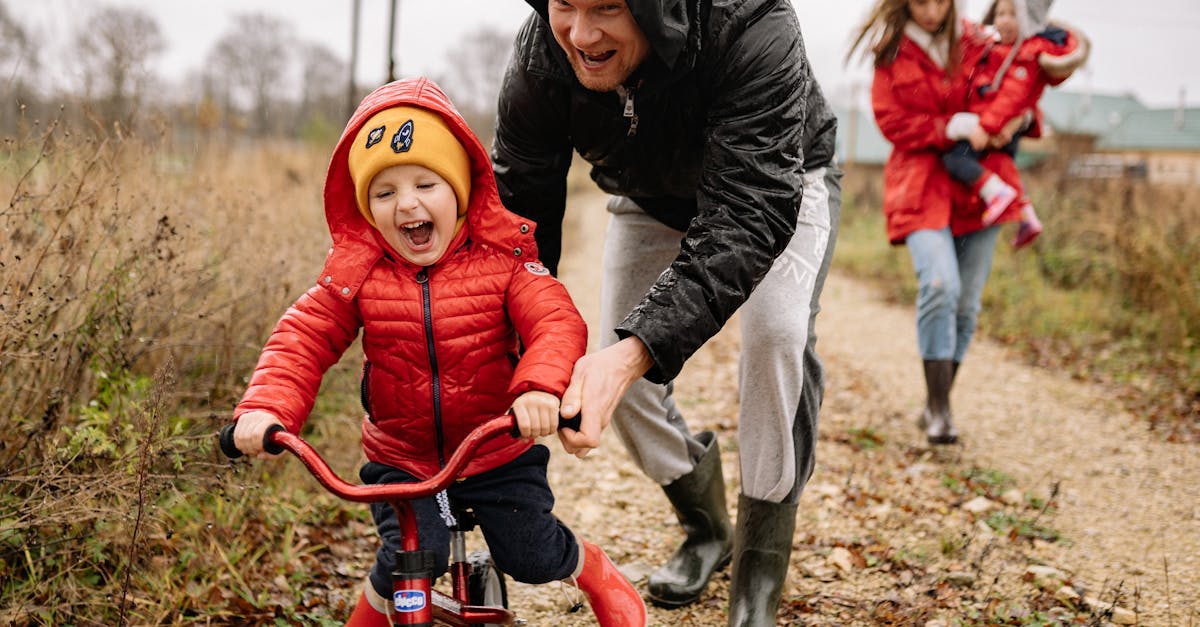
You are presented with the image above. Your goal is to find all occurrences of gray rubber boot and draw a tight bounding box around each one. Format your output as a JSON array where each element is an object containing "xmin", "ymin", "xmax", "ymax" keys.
[
  {"xmin": 647, "ymin": 431, "xmax": 733, "ymax": 607},
  {"xmin": 918, "ymin": 359, "xmax": 959, "ymax": 444},
  {"xmin": 726, "ymin": 494, "xmax": 798, "ymax": 626}
]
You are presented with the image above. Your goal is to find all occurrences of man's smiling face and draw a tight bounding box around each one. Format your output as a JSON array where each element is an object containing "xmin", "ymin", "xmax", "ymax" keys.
[{"xmin": 547, "ymin": 0, "xmax": 651, "ymax": 92}]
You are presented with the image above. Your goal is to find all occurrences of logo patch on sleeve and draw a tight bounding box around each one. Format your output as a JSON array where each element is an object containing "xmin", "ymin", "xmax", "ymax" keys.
[
  {"xmin": 365, "ymin": 125, "xmax": 385, "ymax": 149},
  {"xmin": 391, "ymin": 119, "xmax": 414, "ymax": 153},
  {"xmin": 523, "ymin": 261, "xmax": 550, "ymax": 276}
]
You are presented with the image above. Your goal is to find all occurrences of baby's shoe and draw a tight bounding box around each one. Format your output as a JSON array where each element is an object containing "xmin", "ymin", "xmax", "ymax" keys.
[
  {"xmin": 1011, "ymin": 203, "xmax": 1043, "ymax": 249},
  {"xmin": 980, "ymin": 176, "xmax": 1018, "ymax": 225}
]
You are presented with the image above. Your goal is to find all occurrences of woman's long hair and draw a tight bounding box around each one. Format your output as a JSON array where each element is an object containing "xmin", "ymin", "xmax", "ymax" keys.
[{"xmin": 846, "ymin": 0, "xmax": 961, "ymax": 74}]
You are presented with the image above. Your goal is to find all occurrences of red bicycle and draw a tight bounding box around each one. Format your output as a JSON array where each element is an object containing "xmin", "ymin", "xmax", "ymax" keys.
[{"xmin": 219, "ymin": 414, "xmax": 580, "ymax": 626}]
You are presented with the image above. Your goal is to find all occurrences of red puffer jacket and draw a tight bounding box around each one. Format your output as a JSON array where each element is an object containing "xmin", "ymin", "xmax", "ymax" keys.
[
  {"xmin": 234, "ymin": 78, "xmax": 587, "ymax": 479},
  {"xmin": 872, "ymin": 21, "xmax": 1020, "ymax": 244},
  {"xmin": 968, "ymin": 29, "xmax": 1080, "ymax": 135}
]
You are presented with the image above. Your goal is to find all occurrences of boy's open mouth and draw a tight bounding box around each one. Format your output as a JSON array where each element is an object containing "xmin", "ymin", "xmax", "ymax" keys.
[{"xmin": 402, "ymin": 221, "xmax": 433, "ymax": 247}]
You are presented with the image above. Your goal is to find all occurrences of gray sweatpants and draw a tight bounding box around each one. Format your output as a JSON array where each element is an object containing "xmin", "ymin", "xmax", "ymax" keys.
[{"xmin": 600, "ymin": 167, "xmax": 840, "ymax": 504}]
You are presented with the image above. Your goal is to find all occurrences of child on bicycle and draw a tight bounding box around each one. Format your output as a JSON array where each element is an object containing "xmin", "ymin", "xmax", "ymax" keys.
[
  {"xmin": 230, "ymin": 77, "xmax": 646, "ymax": 627},
  {"xmin": 942, "ymin": 0, "xmax": 1088, "ymax": 248}
]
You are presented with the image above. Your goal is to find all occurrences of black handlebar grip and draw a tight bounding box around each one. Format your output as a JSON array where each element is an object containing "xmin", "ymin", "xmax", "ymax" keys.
[
  {"xmin": 218, "ymin": 423, "xmax": 287, "ymax": 458},
  {"xmin": 218, "ymin": 423, "xmax": 242, "ymax": 459},
  {"xmin": 262, "ymin": 424, "xmax": 286, "ymax": 455},
  {"xmin": 558, "ymin": 414, "xmax": 583, "ymax": 432}
]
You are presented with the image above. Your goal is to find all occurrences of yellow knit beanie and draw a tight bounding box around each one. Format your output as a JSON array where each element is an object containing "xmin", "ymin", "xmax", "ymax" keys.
[{"xmin": 347, "ymin": 106, "xmax": 472, "ymax": 226}]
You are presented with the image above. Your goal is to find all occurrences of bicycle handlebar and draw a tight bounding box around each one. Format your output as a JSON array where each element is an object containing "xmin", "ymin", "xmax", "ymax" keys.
[{"xmin": 218, "ymin": 413, "xmax": 583, "ymax": 504}]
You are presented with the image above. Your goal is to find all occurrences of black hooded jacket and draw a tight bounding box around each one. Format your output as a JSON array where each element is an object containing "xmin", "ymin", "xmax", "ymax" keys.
[{"xmin": 492, "ymin": 0, "xmax": 837, "ymax": 383}]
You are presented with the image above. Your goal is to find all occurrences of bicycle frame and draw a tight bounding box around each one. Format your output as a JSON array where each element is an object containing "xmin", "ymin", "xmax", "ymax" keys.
[{"xmin": 220, "ymin": 416, "xmax": 523, "ymax": 626}]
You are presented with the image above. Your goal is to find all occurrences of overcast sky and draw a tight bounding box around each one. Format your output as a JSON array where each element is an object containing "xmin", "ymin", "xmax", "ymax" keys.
[{"xmin": 12, "ymin": 0, "xmax": 1200, "ymax": 109}]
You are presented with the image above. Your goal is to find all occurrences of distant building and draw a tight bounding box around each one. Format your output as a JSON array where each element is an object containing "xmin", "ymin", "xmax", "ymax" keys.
[
  {"xmin": 1093, "ymin": 106, "xmax": 1200, "ymax": 185},
  {"xmin": 1038, "ymin": 90, "xmax": 1148, "ymax": 148},
  {"xmin": 834, "ymin": 107, "xmax": 890, "ymax": 167},
  {"xmin": 1034, "ymin": 90, "xmax": 1151, "ymax": 179}
]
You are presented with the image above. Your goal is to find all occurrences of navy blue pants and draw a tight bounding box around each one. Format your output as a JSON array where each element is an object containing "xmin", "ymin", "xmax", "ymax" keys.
[{"xmin": 360, "ymin": 444, "xmax": 579, "ymax": 598}]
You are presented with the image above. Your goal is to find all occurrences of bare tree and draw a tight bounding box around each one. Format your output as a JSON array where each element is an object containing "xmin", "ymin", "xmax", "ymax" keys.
[
  {"xmin": 0, "ymin": 0, "xmax": 35, "ymax": 79},
  {"xmin": 0, "ymin": 0, "xmax": 39, "ymax": 133},
  {"xmin": 206, "ymin": 13, "xmax": 295, "ymax": 136},
  {"xmin": 298, "ymin": 42, "xmax": 348, "ymax": 136},
  {"xmin": 74, "ymin": 4, "xmax": 165, "ymax": 127},
  {"xmin": 433, "ymin": 26, "xmax": 517, "ymax": 140}
]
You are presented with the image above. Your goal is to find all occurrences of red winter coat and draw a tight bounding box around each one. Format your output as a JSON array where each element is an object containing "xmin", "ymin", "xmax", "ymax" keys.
[
  {"xmin": 234, "ymin": 78, "xmax": 587, "ymax": 479},
  {"xmin": 872, "ymin": 21, "xmax": 1021, "ymax": 244}
]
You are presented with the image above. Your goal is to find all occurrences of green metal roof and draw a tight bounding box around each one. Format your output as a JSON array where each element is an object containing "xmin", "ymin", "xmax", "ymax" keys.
[
  {"xmin": 1096, "ymin": 107, "xmax": 1200, "ymax": 151},
  {"xmin": 1039, "ymin": 90, "xmax": 1148, "ymax": 136}
]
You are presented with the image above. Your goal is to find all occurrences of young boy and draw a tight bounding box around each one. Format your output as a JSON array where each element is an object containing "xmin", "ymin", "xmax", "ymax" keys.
[
  {"xmin": 230, "ymin": 77, "xmax": 646, "ymax": 627},
  {"xmin": 942, "ymin": 0, "xmax": 1089, "ymax": 247}
]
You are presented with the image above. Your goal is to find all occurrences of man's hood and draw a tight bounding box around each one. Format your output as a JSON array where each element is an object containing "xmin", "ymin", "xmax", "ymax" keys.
[{"xmin": 523, "ymin": 0, "xmax": 693, "ymax": 70}]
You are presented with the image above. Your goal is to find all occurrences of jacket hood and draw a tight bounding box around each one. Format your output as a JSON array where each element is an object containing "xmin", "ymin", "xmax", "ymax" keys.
[
  {"xmin": 323, "ymin": 77, "xmax": 537, "ymax": 278},
  {"xmin": 522, "ymin": 0, "xmax": 694, "ymax": 70}
]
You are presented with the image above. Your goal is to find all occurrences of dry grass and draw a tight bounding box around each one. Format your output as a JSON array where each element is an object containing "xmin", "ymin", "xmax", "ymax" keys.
[
  {"xmin": 0, "ymin": 114, "xmax": 333, "ymax": 624},
  {"xmin": 1024, "ymin": 172, "xmax": 1200, "ymax": 438},
  {"xmin": 0, "ymin": 116, "xmax": 330, "ymax": 439}
]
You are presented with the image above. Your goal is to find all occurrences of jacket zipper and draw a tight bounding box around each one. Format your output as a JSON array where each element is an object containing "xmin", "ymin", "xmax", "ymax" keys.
[
  {"xmin": 616, "ymin": 85, "xmax": 639, "ymax": 137},
  {"xmin": 416, "ymin": 268, "xmax": 447, "ymax": 468}
]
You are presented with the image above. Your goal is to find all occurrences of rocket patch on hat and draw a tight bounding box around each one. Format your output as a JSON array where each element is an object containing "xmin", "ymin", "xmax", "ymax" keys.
[{"xmin": 392, "ymin": 120, "xmax": 414, "ymax": 153}]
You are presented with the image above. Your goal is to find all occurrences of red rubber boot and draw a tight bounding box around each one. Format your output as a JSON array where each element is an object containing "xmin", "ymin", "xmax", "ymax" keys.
[
  {"xmin": 575, "ymin": 541, "xmax": 647, "ymax": 626},
  {"xmin": 345, "ymin": 589, "xmax": 390, "ymax": 627}
]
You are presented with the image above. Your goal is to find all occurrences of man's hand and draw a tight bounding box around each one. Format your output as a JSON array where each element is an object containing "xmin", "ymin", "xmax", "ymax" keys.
[
  {"xmin": 558, "ymin": 336, "xmax": 654, "ymax": 458},
  {"xmin": 511, "ymin": 390, "xmax": 560, "ymax": 440},
  {"xmin": 233, "ymin": 411, "xmax": 286, "ymax": 460}
]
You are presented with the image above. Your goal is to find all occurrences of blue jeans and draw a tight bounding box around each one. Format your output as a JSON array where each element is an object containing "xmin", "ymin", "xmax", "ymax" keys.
[{"xmin": 905, "ymin": 226, "xmax": 1000, "ymax": 363}]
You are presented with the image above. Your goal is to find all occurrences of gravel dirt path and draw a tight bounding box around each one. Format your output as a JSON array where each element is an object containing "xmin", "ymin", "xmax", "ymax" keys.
[{"xmin": 493, "ymin": 190, "xmax": 1200, "ymax": 626}]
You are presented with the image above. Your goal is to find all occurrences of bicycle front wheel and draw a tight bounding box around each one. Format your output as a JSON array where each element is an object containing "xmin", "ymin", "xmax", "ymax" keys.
[{"xmin": 466, "ymin": 550, "xmax": 508, "ymax": 627}]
